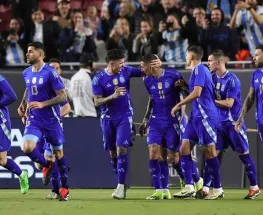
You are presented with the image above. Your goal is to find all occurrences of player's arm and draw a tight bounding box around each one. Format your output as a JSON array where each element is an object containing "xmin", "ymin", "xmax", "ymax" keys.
[
  {"xmin": 180, "ymin": 94, "xmax": 186, "ymax": 118},
  {"xmin": 139, "ymin": 96, "xmax": 153, "ymax": 136},
  {"xmin": 18, "ymin": 88, "xmax": 28, "ymax": 117},
  {"xmin": 237, "ymin": 87, "xmax": 255, "ymax": 122},
  {"xmin": 215, "ymin": 98, "xmax": 235, "ymax": 108},
  {"xmin": 60, "ymin": 103, "xmax": 71, "ymax": 117},
  {"xmin": 175, "ymin": 79, "xmax": 190, "ymax": 97},
  {"xmin": 0, "ymin": 78, "xmax": 17, "ymax": 106},
  {"xmin": 43, "ymin": 89, "xmax": 67, "ymax": 107}
]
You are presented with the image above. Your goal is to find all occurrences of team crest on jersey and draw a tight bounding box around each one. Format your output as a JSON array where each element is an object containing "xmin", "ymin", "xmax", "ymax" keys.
[
  {"xmin": 158, "ymin": 82, "xmax": 162, "ymax": 89},
  {"xmin": 119, "ymin": 76, "xmax": 125, "ymax": 83},
  {"xmin": 39, "ymin": 77, "xmax": 43, "ymax": 84},
  {"xmin": 165, "ymin": 81, "xmax": 170, "ymax": 88},
  {"xmin": 216, "ymin": 82, "xmax": 220, "ymax": 90},
  {"xmin": 113, "ymin": 78, "xmax": 118, "ymax": 85},
  {"xmin": 32, "ymin": 77, "xmax": 37, "ymax": 84},
  {"xmin": 221, "ymin": 84, "xmax": 225, "ymax": 91}
]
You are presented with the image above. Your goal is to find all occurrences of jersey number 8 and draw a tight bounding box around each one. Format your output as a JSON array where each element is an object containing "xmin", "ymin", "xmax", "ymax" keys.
[{"xmin": 31, "ymin": 85, "xmax": 38, "ymax": 95}]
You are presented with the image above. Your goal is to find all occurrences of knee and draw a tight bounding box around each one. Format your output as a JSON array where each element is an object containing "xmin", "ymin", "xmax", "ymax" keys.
[
  {"xmin": 149, "ymin": 144, "xmax": 160, "ymax": 160},
  {"xmin": 0, "ymin": 157, "xmax": 7, "ymax": 166},
  {"xmin": 117, "ymin": 146, "xmax": 127, "ymax": 156},
  {"xmin": 204, "ymin": 145, "xmax": 217, "ymax": 159},
  {"xmin": 109, "ymin": 150, "xmax": 117, "ymax": 159},
  {"xmin": 167, "ymin": 152, "xmax": 175, "ymax": 164},
  {"xmin": 53, "ymin": 149, "xmax": 63, "ymax": 160},
  {"xmin": 23, "ymin": 141, "xmax": 35, "ymax": 154}
]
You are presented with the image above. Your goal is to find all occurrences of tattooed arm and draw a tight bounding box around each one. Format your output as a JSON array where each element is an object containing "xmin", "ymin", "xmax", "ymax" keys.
[
  {"xmin": 139, "ymin": 96, "xmax": 153, "ymax": 137},
  {"xmin": 235, "ymin": 87, "xmax": 255, "ymax": 131},
  {"xmin": 17, "ymin": 89, "xmax": 28, "ymax": 117}
]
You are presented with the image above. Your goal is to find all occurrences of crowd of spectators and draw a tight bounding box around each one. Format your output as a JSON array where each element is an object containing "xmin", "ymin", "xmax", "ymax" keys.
[{"xmin": 0, "ymin": 0, "xmax": 263, "ymax": 67}]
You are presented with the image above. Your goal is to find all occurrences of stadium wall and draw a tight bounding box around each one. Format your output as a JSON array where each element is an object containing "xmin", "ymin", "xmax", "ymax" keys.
[{"xmin": 0, "ymin": 68, "xmax": 262, "ymax": 188}]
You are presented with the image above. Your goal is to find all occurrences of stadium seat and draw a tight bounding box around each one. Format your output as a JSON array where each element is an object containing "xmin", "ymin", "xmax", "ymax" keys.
[
  {"xmin": 83, "ymin": 0, "xmax": 103, "ymax": 11},
  {"xmin": 0, "ymin": 4, "xmax": 11, "ymax": 31},
  {"xmin": 70, "ymin": 0, "xmax": 83, "ymax": 10},
  {"xmin": 39, "ymin": 0, "xmax": 57, "ymax": 19}
]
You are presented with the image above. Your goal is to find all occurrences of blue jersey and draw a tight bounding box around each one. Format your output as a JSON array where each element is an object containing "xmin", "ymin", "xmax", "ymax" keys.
[
  {"xmin": 0, "ymin": 75, "xmax": 16, "ymax": 124},
  {"xmin": 250, "ymin": 68, "xmax": 263, "ymax": 124},
  {"xmin": 23, "ymin": 63, "xmax": 65, "ymax": 124},
  {"xmin": 189, "ymin": 63, "xmax": 219, "ymax": 119},
  {"xmin": 92, "ymin": 66, "xmax": 142, "ymax": 119},
  {"xmin": 212, "ymin": 71, "xmax": 242, "ymax": 122},
  {"xmin": 144, "ymin": 68, "xmax": 182, "ymax": 122}
]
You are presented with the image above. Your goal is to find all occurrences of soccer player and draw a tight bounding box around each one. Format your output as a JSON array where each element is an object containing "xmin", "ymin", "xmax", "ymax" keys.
[
  {"xmin": 0, "ymin": 75, "xmax": 29, "ymax": 194},
  {"xmin": 92, "ymin": 49, "xmax": 161, "ymax": 199},
  {"xmin": 17, "ymin": 41, "xmax": 69, "ymax": 201},
  {"xmin": 203, "ymin": 49, "xmax": 259, "ymax": 199},
  {"xmin": 235, "ymin": 45, "xmax": 263, "ymax": 197},
  {"xmin": 171, "ymin": 46, "xmax": 223, "ymax": 200},
  {"xmin": 139, "ymin": 53, "xmax": 194, "ymax": 200}
]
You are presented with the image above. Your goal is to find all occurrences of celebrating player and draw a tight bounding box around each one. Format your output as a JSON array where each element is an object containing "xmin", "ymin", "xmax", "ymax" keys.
[
  {"xmin": 172, "ymin": 46, "xmax": 223, "ymax": 200},
  {"xmin": 92, "ymin": 49, "xmax": 160, "ymax": 199},
  {"xmin": 203, "ymin": 49, "xmax": 259, "ymax": 199},
  {"xmin": 139, "ymin": 53, "xmax": 189, "ymax": 200},
  {"xmin": 17, "ymin": 41, "xmax": 69, "ymax": 201},
  {"xmin": 0, "ymin": 75, "xmax": 29, "ymax": 194}
]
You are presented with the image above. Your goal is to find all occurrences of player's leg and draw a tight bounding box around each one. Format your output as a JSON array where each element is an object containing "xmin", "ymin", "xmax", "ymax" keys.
[
  {"xmin": 230, "ymin": 123, "xmax": 259, "ymax": 199},
  {"xmin": 109, "ymin": 150, "xmax": 118, "ymax": 177},
  {"xmin": 173, "ymin": 119, "xmax": 199, "ymax": 198},
  {"xmin": 23, "ymin": 122, "xmax": 52, "ymax": 185},
  {"xmin": 159, "ymin": 148, "xmax": 170, "ymax": 199}
]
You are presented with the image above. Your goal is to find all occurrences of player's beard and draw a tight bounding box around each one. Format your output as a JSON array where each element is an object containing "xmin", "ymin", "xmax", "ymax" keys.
[
  {"xmin": 256, "ymin": 61, "xmax": 263, "ymax": 68},
  {"xmin": 27, "ymin": 58, "xmax": 37, "ymax": 65}
]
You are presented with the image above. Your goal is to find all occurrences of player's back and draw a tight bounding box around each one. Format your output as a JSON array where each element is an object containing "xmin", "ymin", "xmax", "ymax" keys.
[
  {"xmin": 144, "ymin": 68, "xmax": 182, "ymax": 122},
  {"xmin": 189, "ymin": 63, "xmax": 219, "ymax": 119},
  {"xmin": 23, "ymin": 64, "xmax": 65, "ymax": 124},
  {"xmin": 212, "ymin": 71, "xmax": 242, "ymax": 122},
  {"xmin": 92, "ymin": 66, "xmax": 141, "ymax": 119}
]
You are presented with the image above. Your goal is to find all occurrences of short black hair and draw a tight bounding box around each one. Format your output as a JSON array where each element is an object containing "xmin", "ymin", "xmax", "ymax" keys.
[
  {"xmin": 28, "ymin": 41, "xmax": 45, "ymax": 53},
  {"xmin": 187, "ymin": 46, "xmax": 203, "ymax": 60},
  {"xmin": 142, "ymin": 53, "xmax": 158, "ymax": 63},
  {"xmin": 79, "ymin": 53, "xmax": 95, "ymax": 68},
  {"xmin": 256, "ymin": 44, "xmax": 263, "ymax": 51},
  {"xmin": 105, "ymin": 49, "xmax": 125, "ymax": 63},
  {"xmin": 210, "ymin": 49, "xmax": 225, "ymax": 59},
  {"xmin": 49, "ymin": 58, "xmax": 61, "ymax": 65}
]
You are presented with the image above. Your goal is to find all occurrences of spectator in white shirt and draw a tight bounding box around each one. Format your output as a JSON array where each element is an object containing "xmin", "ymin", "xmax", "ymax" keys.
[{"xmin": 70, "ymin": 53, "xmax": 97, "ymax": 117}]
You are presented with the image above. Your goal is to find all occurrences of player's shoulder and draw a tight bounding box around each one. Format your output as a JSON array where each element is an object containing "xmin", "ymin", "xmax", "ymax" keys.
[
  {"xmin": 22, "ymin": 66, "xmax": 33, "ymax": 76},
  {"xmin": 143, "ymin": 75, "xmax": 152, "ymax": 83},
  {"xmin": 194, "ymin": 63, "xmax": 209, "ymax": 75},
  {"xmin": 92, "ymin": 69, "xmax": 106, "ymax": 85},
  {"xmin": 252, "ymin": 68, "xmax": 262, "ymax": 76},
  {"xmin": 164, "ymin": 68, "xmax": 182, "ymax": 78},
  {"xmin": 226, "ymin": 71, "xmax": 240, "ymax": 85}
]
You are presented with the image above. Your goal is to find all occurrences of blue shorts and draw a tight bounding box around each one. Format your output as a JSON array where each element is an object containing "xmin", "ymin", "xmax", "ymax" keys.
[
  {"xmin": 147, "ymin": 118, "xmax": 185, "ymax": 152},
  {"xmin": 0, "ymin": 121, "xmax": 11, "ymax": 152},
  {"xmin": 182, "ymin": 116, "xmax": 218, "ymax": 146},
  {"xmin": 217, "ymin": 122, "xmax": 249, "ymax": 153},
  {"xmin": 23, "ymin": 120, "xmax": 64, "ymax": 150},
  {"xmin": 37, "ymin": 137, "xmax": 52, "ymax": 156},
  {"xmin": 101, "ymin": 116, "xmax": 135, "ymax": 151}
]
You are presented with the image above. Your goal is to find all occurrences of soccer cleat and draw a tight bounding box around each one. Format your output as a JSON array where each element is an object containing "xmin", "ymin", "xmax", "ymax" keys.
[
  {"xmin": 41, "ymin": 163, "xmax": 52, "ymax": 186},
  {"xmin": 112, "ymin": 184, "xmax": 125, "ymax": 200},
  {"xmin": 195, "ymin": 178, "xmax": 204, "ymax": 198},
  {"xmin": 146, "ymin": 191, "xmax": 163, "ymax": 200},
  {"xmin": 162, "ymin": 190, "xmax": 172, "ymax": 200},
  {"xmin": 45, "ymin": 192, "xmax": 59, "ymax": 200},
  {"xmin": 19, "ymin": 170, "xmax": 29, "ymax": 194},
  {"xmin": 180, "ymin": 179, "xmax": 185, "ymax": 190},
  {"xmin": 59, "ymin": 188, "xmax": 69, "ymax": 201},
  {"xmin": 173, "ymin": 187, "xmax": 196, "ymax": 198},
  {"xmin": 204, "ymin": 190, "xmax": 224, "ymax": 200},
  {"xmin": 244, "ymin": 189, "xmax": 260, "ymax": 200}
]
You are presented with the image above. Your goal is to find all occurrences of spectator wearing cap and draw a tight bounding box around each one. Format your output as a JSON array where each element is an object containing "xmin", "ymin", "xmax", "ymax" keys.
[
  {"xmin": 59, "ymin": 10, "xmax": 98, "ymax": 62},
  {"xmin": 70, "ymin": 53, "xmax": 97, "ymax": 117},
  {"xmin": 25, "ymin": 8, "xmax": 61, "ymax": 61},
  {"xmin": 52, "ymin": 0, "xmax": 72, "ymax": 29}
]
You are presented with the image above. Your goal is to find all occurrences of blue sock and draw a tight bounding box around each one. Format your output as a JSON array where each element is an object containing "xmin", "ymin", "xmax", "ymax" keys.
[
  {"xmin": 206, "ymin": 157, "xmax": 221, "ymax": 189},
  {"xmin": 181, "ymin": 155, "xmax": 193, "ymax": 185},
  {"xmin": 192, "ymin": 160, "xmax": 200, "ymax": 183},
  {"xmin": 172, "ymin": 161, "xmax": 184, "ymax": 180},
  {"xmin": 117, "ymin": 154, "xmax": 128, "ymax": 184},
  {"xmin": 51, "ymin": 161, "xmax": 60, "ymax": 194},
  {"xmin": 111, "ymin": 157, "xmax": 118, "ymax": 176},
  {"xmin": 149, "ymin": 160, "xmax": 161, "ymax": 189},
  {"xmin": 3, "ymin": 158, "xmax": 22, "ymax": 176},
  {"xmin": 239, "ymin": 154, "xmax": 257, "ymax": 186},
  {"xmin": 203, "ymin": 161, "xmax": 212, "ymax": 187},
  {"xmin": 159, "ymin": 160, "xmax": 169, "ymax": 189},
  {"xmin": 26, "ymin": 147, "xmax": 49, "ymax": 168},
  {"xmin": 57, "ymin": 156, "xmax": 69, "ymax": 189}
]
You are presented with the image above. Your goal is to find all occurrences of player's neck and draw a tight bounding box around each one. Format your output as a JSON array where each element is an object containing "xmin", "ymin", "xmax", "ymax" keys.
[
  {"xmin": 216, "ymin": 67, "xmax": 227, "ymax": 77},
  {"xmin": 190, "ymin": 60, "xmax": 201, "ymax": 69},
  {"xmin": 106, "ymin": 66, "xmax": 115, "ymax": 75},
  {"xmin": 32, "ymin": 61, "xmax": 45, "ymax": 72},
  {"xmin": 153, "ymin": 68, "xmax": 163, "ymax": 78}
]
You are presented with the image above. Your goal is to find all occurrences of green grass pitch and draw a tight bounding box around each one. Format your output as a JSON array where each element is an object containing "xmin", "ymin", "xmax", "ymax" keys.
[{"xmin": 0, "ymin": 189, "xmax": 263, "ymax": 215}]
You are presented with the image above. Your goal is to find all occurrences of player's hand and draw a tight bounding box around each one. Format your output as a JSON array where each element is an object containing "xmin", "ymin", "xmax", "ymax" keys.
[
  {"xmin": 17, "ymin": 103, "xmax": 26, "ymax": 117},
  {"xmin": 175, "ymin": 79, "xmax": 186, "ymax": 88},
  {"xmin": 112, "ymin": 87, "xmax": 126, "ymax": 99},
  {"xmin": 234, "ymin": 118, "xmax": 242, "ymax": 133},
  {"xmin": 139, "ymin": 120, "xmax": 148, "ymax": 137},
  {"xmin": 28, "ymin": 101, "xmax": 44, "ymax": 110},
  {"xmin": 21, "ymin": 116, "xmax": 27, "ymax": 125},
  {"xmin": 151, "ymin": 57, "xmax": 162, "ymax": 68},
  {"xmin": 171, "ymin": 104, "xmax": 181, "ymax": 117}
]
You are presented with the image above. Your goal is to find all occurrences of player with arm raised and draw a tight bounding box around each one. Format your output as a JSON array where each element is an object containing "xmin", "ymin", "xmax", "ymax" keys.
[
  {"xmin": 17, "ymin": 42, "xmax": 69, "ymax": 201},
  {"xmin": 172, "ymin": 46, "xmax": 223, "ymax": 200},
  {"xmin": 92, "ymin": 49, "xmax": 160, "ymax": 199}
]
